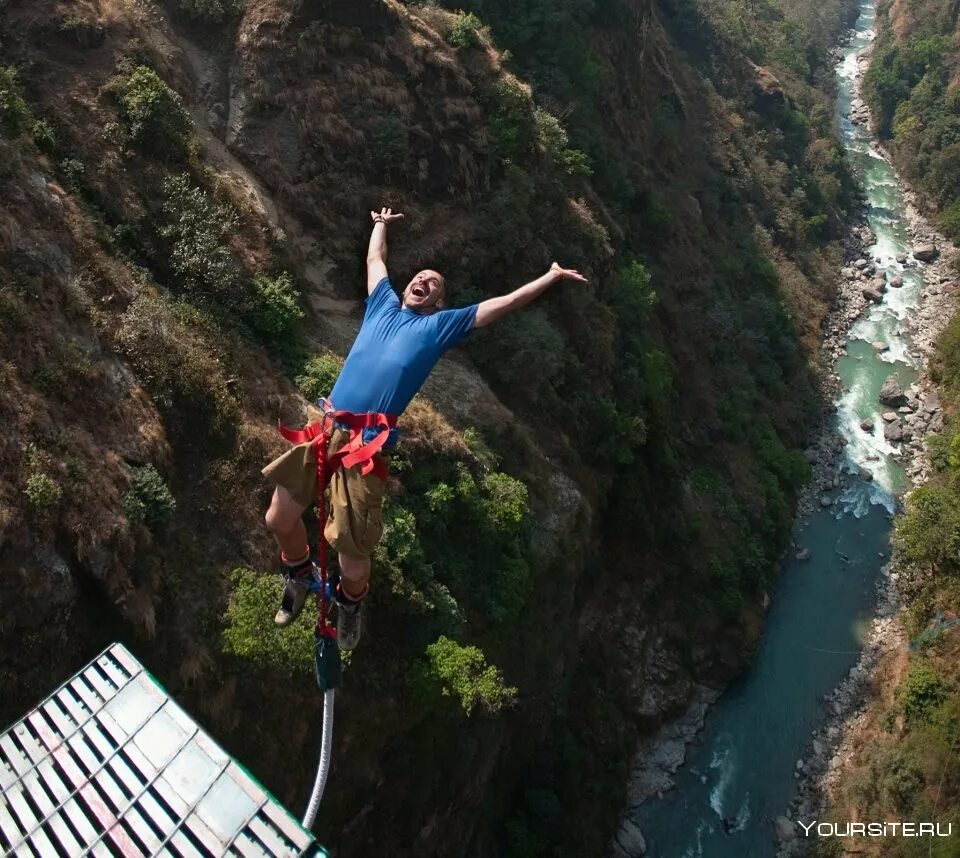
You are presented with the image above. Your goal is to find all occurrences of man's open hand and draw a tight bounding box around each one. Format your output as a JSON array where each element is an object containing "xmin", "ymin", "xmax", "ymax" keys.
[
  {"xmin": 550, "ymin": 262, "xmax": 588, "ymax": 282},
  {"xmin": 371, "ymin": 207, "xmax": 404, "ymax": 224}
]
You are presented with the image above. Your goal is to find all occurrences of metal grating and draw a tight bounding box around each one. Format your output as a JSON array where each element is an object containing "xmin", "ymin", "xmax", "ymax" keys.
[{"xmin": 0, "ymin": 644, "xmax": 325, "ymax": 858}]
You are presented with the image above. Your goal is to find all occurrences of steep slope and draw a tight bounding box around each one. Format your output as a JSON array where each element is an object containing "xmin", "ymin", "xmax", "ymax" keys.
[{"xmin": 0, "ymin": 0, "xmax": 855, "ymax": 853}]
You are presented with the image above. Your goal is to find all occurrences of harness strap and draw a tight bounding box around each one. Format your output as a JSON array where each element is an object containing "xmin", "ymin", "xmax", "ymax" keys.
[{"xmin": 277, "ymin": 407, "xmax": 396, "ymax": 637}]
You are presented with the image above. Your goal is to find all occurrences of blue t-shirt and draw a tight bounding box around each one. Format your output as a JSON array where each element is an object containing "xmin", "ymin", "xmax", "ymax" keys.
[{"xmin": 328, "ymin": 277, "xmax": 478, "ymax": 416}]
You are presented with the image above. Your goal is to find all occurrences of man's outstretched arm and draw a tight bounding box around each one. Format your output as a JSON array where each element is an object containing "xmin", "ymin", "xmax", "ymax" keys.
[
  {"xmin": 366, "ymin": 206, "xmax": 404, "ymax": 294},
  {"xmin": 472, "ymin": 262, "xmax": 587, "ymax": 328}
]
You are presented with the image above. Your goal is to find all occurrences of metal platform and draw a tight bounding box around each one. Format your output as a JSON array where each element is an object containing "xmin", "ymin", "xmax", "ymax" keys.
[{"xmin": 0, "ymin": 644, "xmax": 325, "ymax": 857}]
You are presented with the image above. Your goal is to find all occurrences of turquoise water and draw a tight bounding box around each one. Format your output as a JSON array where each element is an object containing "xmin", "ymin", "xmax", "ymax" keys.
[{"xmin": 634, "ymin": 2, "xmax": 924, "ymax": 854}]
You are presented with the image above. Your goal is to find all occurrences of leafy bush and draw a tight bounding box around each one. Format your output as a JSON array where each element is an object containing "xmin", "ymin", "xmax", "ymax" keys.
[
  {"xmin": 295, "ymin": 353, "xmax": 342, "ymax": 402},
  {"xmin": 370, "ymin": 116, "xmax": 410, "ymax": 174},
  {"xmin": 534, "ymin": 109, "xmax": 592, "ymax": 176},
  {"xmin": 897, "ymin": 663, "xmax": 948, "ymax": 724},
  {"xmin": 448, "ymin": 12, "xmax": 483, "ymax": 49},
  {"xmin": 486, "ymin": 77, "xmax": 535, "ymax": 162},
  {"xmin": 896, "ymin": 484, "xmax": 960, "ymax": 575},
  {"xmin": 123, "ymin": 464, "xmax": 176, "ymax": 529},
  {"xmin": 0, "ymin": 67, "xmax": 30, "ymax": 136},
  {"xmin": 114, "ymin": 66, "xmax": 192, "ymax": 160},
  {"xmin": 176, "ymin": 0, "xmax": 246, "ymax": 22},
  {"xmin": 248, "ymin": 272, "xmax": 303, "ymax": 341},
  {"xmin": 117, "ymin": 293, "xmax": 238, "ymax": 434},
  {"xmin": 24, "ymin": 472, "xmax": 62, "ymax": 513},
  {"xmin": 160, "ymin": 174, "xmax": 243, "ymax": 297},
  {"xmin": 423, "ymin": 635, "xmax": 516, "ymax": 715},
  {"xmin": 480, "ymin": 472, "xmax": 528, "ymax": 533},
  {"xmin": 23, "ymin": 445, "xmax": 62, "ymax": 517},
  {"xmin": 469, "ymin": 307, "xmax": 565, "ymax": 395},
  {"xmin": 222, "ymin": 568, "xmax": 314, "ymax": 673},
  {"xmin": 31, "ymin": 119, "xmax": 57, "ymax": 155}
]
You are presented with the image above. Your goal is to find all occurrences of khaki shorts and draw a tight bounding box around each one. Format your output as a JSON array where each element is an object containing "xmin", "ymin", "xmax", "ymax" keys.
[{"xmin": 262, "ymin": 426, "xmax": 388, "ymax": 557}]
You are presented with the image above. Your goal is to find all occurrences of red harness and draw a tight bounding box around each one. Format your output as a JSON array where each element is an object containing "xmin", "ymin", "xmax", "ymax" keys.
[{"xmin": 278, "ymin": 407, "xmax": 397, "ymax": 637}]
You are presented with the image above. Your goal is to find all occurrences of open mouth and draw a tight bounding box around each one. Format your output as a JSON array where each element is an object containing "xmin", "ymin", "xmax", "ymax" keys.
[{"xmin": 412, "ymin": 284, "xmax": 426, "ymax": 298}]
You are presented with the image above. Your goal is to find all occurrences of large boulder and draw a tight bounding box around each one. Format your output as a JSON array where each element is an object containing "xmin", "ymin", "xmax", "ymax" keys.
[
  {"xmin": 879, "ymin": 375, "xmax": 907, "ymax": 407},
  {"xmin": 890, "ymin": 275, "xmax": 904, "ymax": 288},
  {"xmin": 775, "ymin": 816, "xmax": 796, "ymax": 842},
  {"xmin": 862, "ymin": 286, "xmax": 883, "ymax": 304},
  {"xmin": 612, "ymin": 818, "xmax": 647, "ymax": 857},
  {"xmin": 884, "ymin": 421, "xmax": 903, "ymax": 443},
  {"xmin": 913, "ymin": 243, "xmax": 938, "ymax": 262}
]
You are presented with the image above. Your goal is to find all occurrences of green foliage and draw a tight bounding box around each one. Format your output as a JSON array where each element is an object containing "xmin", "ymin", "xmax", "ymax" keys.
[
  {"xmin": 896, "ymin": 484, "xmax": 960, "ymax": 574},
  {"xmin": 113, "ymin": 66, "xmax": 191, "ymax": 160},
  {"xmin": 222, "ymin": 568, "xmax": 314, "ymax": 673},
  {"xmin": 470, "ymin": 307, "xmax": 565, "ymax": 395},
  {"xmin": 898, "ymin": 663, "xmax": 948, "ymax": 724},
  {"xmin": 534, "ymin": 109, "xmax": 592, "ymax": 176},
  {"xmin": 31, "ymin": 119, "xmax": 57, "ymax": 155},
  {"xmin": 295, "ymin": 353, "xmax": 342, "ymax": 402},
  {"xmin": 370, "ymin": 116, "xmax": 410, "ymax": 175},
  {"xmin": 176, "ymin": 0, "xmax": 246, "ymax": 22},
  {"xmin": 486, "ymin": 77, "xmax": 535, "ymax": 162},
  {"xmin": 423, "ymin": 635, "xmax": 516, "ymax": 715},
  {"xmin": 0, "ymin": 67, "xmax": 29, "ymax": 136},
  {"xmin": 123, "ymin": 464, "xmax": 176, "ymax": 529},
  {"xmin": 117, "ymin": 293, "xmax": 238, "ymax": 435},
  {"xmin": 248, "ymin": 272, "xmax": 303, "ymax": 341},
  {"xmin": 22, "ymin": 445, "xmax": 62, "ymax": 518},
  {"xmin": 160, "ymin": 174, "xmax": 242, "ymax": 296},
  {"xmin": 24, "ymin": 472, "xmax": 62, "ymax": 513},
  {"xmin": 615, "ymin": 259, "xmax": 657, "ymax": 323},
  {"xmin": 480, "ymin": 472, "xmax": 528, "ymax": 532},
  {"xmin": 448, "ymin": 12, "xmax": 483, "ymax": 49}
]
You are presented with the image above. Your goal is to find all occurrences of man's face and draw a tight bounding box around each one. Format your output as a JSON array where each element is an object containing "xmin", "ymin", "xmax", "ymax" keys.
[{"xmin": 402, "ymin": 269, "xmax": 446, "ymax": 313}]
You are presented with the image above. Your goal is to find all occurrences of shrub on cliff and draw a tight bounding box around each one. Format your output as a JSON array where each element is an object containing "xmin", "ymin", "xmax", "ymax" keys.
[
  {"xmin": 897, "ymin": 663, "xmax": 948, "ymax": 724},
  {"xmin": 896, "ymin": 484, "xmax": 960, "ymax": 575},
  {"xmin": 248, "ymin": 272, "xmax": 304, "ymax": 341},
  {"xmin": 222, "ymin": 568, "xmax": 314, "ymax": 673},
  {"xmin": 123, "ymin": 464, "xmax": 176, "ymax": 530},
  {"xmin": 160, "ymin": 174, "xmax": 243, "ymax": 298},
  {"xmin": 295, "ymin": 353, "xmax": 342, "ymax": 403},
  {"xmin": 113, "ymin": 66, "xmax": 192, "ymax": 160},
  {"xmin": 448, "ymin": 12, "xmax": 483, "ymax": 49},
  {"xmin": 0, "ymin": 67, "xmax": 30, "ymax": 136},
  {"xmin": 176, "ymin": 0, "xmax": 246, "ymax": 23},
  {"xmin": 422, "ymin": 635, "xmax": 516, "ymax": 715}
]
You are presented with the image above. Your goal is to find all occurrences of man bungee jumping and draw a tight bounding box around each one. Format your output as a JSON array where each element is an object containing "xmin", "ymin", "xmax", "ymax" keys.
[{"xmin": 262, "ymin": 207, "xmax": 587, "ymax": 650}]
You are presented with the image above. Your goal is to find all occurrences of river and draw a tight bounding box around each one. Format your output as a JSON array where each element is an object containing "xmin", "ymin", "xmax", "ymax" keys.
[{"xmin": 633, "ymin": 1, "xmax": 926, "ymax": 854}]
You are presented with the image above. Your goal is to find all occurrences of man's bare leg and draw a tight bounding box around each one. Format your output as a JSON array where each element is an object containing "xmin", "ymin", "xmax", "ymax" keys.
[
  {"xmin": 264, "ymin": 486, "xmax": 309, "ymax": 562},
  {"xmin": 337, "ymin": 553, "xmax": 370, "ymax": 600},
  {"xmin": 265, "ymin": 487, "xmax": 317, "ymax": 625}
]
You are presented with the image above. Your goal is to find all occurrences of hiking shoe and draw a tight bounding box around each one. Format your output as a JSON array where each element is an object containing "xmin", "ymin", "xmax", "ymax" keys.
[
  {"xmin": 335, "ymin": 596, "xmax": 364, "ymax": 651},
  {"xmin": 274, "ymin": 557, "xmax": 319, "ymax": 626}
]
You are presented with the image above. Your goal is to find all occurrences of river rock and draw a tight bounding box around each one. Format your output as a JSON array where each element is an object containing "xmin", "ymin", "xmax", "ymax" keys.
[
  {"xmin": 922, "ymin": 392, "xmax": 940, "ymax": 413},
  {"xmin": 858, "ymin": 466, "xmax": 873, "ymax": 481},
  {"xmin": 820, "ymin": 495, "xmax": 833, "ymax": 508},
  {"xmin": 862, "ymin": 286, "xmax": 883, "ymax": 303},
  {"xmin": 795, "ymin": 547, "xmax": 811, "ymax": 561},
  {"xmin": 841, "ymin": 267, "xmax": 856, "ymax": 279},
  {"xmin": 871, "ymin": 341, "xmax": 888, "ymax": 352},
  {"xmin": 879, "ymin": 375, "xmax": 907, "ymax": 406},
  {"xmin": 890, "ymin": 275, "xmax": 904, "ymax": 287},
  {"xmin": 776, "ymin": 816, "xmax": 796, "ymax": 842},
  {"xmin": 896, "ymin": 252, "xmax": 908, "ymax": 263},
  {"xmin": 854, "ymin": 258, "xmax": 868, "ymax": 269},
  {"xmin": 884, "ymin": 422, "xmax": 903, "ymax": 443},
  {"xmin": 872, "ymin": 277, "xmax": 887, "ymax": 292},
  {"xmin": 860, "ymin": 419, "xmax": 874, "ymax": 431},
  {"xmin": 881, "ymin": 411, "xmax": 898, "ymax": 422},
  {"xmin": 612, "ymin": 818, "xmax": 647, "ymax": 857},
  {"xmin": 913, "ymin": 242, "xmax": 938, "ymax": 262}
]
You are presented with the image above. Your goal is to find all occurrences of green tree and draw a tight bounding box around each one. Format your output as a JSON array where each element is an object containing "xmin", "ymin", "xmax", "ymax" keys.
[{"xmin": 424, "ymin": 635, "xmax": 516, "ymax": 715}]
